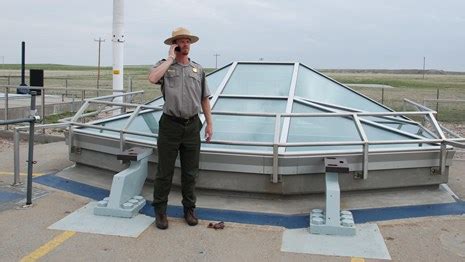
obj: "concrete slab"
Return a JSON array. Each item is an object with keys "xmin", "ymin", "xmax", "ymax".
[
  {"xmin": 281, "ymin": 224, "xmax": 391, "ymax": 260},
  {"xmin": 48, "ymin": 201, "xmax": 154, "ymax": 237},
  {"xmin": 0, "ymin": 141, "xmax": 73, "ymax": 175}
]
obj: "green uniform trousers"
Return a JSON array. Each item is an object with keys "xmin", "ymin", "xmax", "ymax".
[{"xmin": 152, "ymin": 114, "xmax": 201, "ymax": 213}]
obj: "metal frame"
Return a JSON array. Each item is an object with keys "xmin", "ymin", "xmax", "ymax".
[{"xmin": 67, "ymin": 100, "xmax": 464, "ymax": 183}]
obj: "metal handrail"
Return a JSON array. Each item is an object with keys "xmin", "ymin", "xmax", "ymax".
[
  {"xmin": 65, "ymin": 98, "xmax": 464, "ymax": 183},
  {"xmin": 1, "ymin": 84, "xmax": 142, "ymax": 133},
  {"xmin": 404, "ymin": 98, "xmax": 435, "ymax": 112},
  {"xmin": 13, "ymin": 97, "xmax": 465, "ymax": 186},
  {"xmin": 2, "ymin": 92, "xmax": 40, "ymax": 205}
]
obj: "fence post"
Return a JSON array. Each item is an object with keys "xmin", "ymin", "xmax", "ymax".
[
  {"xmin": 65, "ymin": 79, "xmax": 68, "ymax": 97},
  {"xmin": 381, "ymin": 88, "xmax": 384, "ymax": 104},
  {"xmin": 72, "ymin": 95, "xmax": 75, "ymax": 113},
  {"xmin": 436, "ymin": 89, "xmax": 440, "ymax": 120}
]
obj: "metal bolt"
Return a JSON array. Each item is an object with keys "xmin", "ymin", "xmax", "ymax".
[
  {"xmin": 123, "ymin": 203, "xmax": 134, "ymax": 209},
  {"xmin": 341, "ymin": 210, "xmax": 352, "ymax": 216},
  {"xmin": 312, "ymin": 217, "xmax": 324, "ymax": 225},
  {"xmin": 341, "ymin": 218, "xmax": 354, "ymax": 227},
  {"xmin": 341, "ymin": 214, "xmax": 353, "ymax": 221}
]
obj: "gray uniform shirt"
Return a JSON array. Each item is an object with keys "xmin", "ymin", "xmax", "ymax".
[{"xmin": 153, "ymin": 59, "xmax": 211, "ymax": 119}]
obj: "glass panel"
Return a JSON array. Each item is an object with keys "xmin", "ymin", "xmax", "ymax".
[
  {"xmin": 363, "ymin": 122, "xmax": 436, "ymax": 149},
  {"xmin": 79, "ymin": 111, "xmax": 163, "ymax": 142},
  {"xmin": 127, "ymin": 111, "xmax": 162, "ymax": 134},
  {"xmin": 148, "ymin": 96, "xmax": 165, "ymax": 107},
  {"xmin": 206, "ymin": 65, "xmax": 230, "ymax": 95},
  {"xmin": 286, "ymin": 102, "xmax": 362, "ymax": 152},
  {"xmin": 201, "ymin": 115, "xmax": 278, "ymax": 152},
  {"xmin": 295, "ymin": 65, "xmax": 389, "ymax": 112},
  {"xmin": 222, "ymin": 64, "xmax": 293, "ymax": 96},
  {"xmin": 213, "ymin": 97, "xmax": 287, "ymax": 113}
]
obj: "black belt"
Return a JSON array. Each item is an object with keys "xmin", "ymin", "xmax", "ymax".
[{"xmin": 163, "ymin": 113, "xmax": 198, "ymax": 125}]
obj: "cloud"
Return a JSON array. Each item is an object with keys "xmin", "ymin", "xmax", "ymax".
[{"xmin": 0, "ymin": 0, "xmax": 464, "ymax": 70}]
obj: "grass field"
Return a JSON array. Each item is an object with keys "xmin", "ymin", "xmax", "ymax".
[{"xmin": 1, "ymin": 64, "xmax": 464, "ymax": 122}]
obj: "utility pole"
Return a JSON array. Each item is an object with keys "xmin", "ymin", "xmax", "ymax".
[
  {"xmin": 422, "ymin": 56, "xmax": 426, "ymax": 79},
  {"xmin": 94, "ymin": 37, "xmax": 105, "ymax": 96},
  {"xmin": 213, "ymin": 53, "xmax": 220, "ymax": 69}
]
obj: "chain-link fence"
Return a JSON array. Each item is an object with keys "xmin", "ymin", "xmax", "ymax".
[
  {"xmin": 1, "ymin": 74, "xmax": 464, "ymax": 122},
  {"xmin": 0, "ymin": 73, "xmax": 162, "ymax": 102}
]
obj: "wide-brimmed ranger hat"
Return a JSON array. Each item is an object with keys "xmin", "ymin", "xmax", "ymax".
[{"xmin": 164, "ymin": 27, "xmax": 199, "ymax": 45}]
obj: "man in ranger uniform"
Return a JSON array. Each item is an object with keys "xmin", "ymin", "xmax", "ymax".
[{"xmin": 148, "ymin": 27, "xmax": 213, "ymax": 230}]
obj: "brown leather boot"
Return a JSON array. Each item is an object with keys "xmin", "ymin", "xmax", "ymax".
[
  {"xmin": 183, "ymin": 207, "xmax": 198, "ymax": 226},
  {"xmin": 155, "ymin": 209, "xmax": 168, "ymax": 230}
]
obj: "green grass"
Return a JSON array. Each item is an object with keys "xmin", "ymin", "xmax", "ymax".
[
  {"xmin": 326, "ymin": 73, "xmax": 465, "ymax": 90},
  {"xmin": 42, "ymin": 111, "xmax": 77, "ymax": 124},
  {"xmin": 1, "ymin": 64, "xmax": 464, "ymax": 122}
]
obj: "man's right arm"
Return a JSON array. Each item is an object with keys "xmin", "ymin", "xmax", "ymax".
[{"xmin": 148, "ymin": 44, "xmax": 177, "ymax": 84}]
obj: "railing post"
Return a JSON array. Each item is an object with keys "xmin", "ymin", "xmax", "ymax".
[
  {"xmin": 5, "ymin": 87, "xmax": 9, "ymax": 130},
  {"xmin": 65, "ymin": 78, "xmax": 68, "ymax": 97},
  {"xmin": 439, "ymin": 142, "xmax": 447, "ymax": 176},
  {"xmin": 41, "ymin": 88, "xmax": 46, "ymax": 134},
  {"xmin": 26, "ymin": 91, "xmax": 37, "ymax": 205},
  {"xmin": 272, "ymin": 113, "xmax": 281, "ymax": 183},
  {"xmin": 352, "ymin": 114, "xmax": 369, "ymax": 179},
  {"xmin": 13, "ymin": 127, "xmax": 21, "ymax": 185}
]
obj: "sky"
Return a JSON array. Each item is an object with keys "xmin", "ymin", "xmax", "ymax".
[{"xmin": 1, "ymin": 0, "xmax": 464, "ymax": 71}]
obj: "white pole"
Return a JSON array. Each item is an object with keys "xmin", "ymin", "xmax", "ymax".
[{"xmin": 112, "ymin": 0, "xmax": 124, "ymax": 112}]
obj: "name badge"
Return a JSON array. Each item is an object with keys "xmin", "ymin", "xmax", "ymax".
[{"xmin": 192, "ymin": 67, "xmax": 198, "ymax": 73}]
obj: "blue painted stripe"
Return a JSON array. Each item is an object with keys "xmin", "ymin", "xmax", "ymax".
[
  {"xmin": 352, "ymin": 201, "xmax": 465, "ymax": 223},
  {"xmin": 34, "ymin": 175, "xmax": 108, "ymax": 200},
  {"xmin": 0, "ymin": 191, "xmax": 24, "ymax": 202},
  {"xmin": 34, "ymin": 174, "xmax": 465, "ymax": 228}
]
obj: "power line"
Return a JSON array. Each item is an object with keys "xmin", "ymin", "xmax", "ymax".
[
  {"xmin": 213, "ymin": 53, "xmax": 220, "ymax": 69},
  {"xmin": 94, "ymin": 37, "xmax": 105, "ymax": 96}
]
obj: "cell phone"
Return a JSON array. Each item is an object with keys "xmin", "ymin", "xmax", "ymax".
[{"xmin": 175, "ymin": 46, "xmax": 181, "ymax": 52}]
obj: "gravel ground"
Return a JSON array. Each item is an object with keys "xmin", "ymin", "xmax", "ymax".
[{"xmin": 440, "ymin": 121, "xmax": 465, "ymax": 160}]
